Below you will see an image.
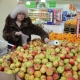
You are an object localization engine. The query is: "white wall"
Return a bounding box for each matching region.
[56,3,70,12]
[0,0,17,47]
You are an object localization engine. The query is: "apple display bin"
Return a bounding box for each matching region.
[0,71,16,80]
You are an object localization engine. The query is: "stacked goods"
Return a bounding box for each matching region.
[1,39,80,80]
[64,19,77,34]
[49,32,80,44]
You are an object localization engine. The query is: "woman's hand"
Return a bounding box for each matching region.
[15,31,22,36]
[44,38,49,43]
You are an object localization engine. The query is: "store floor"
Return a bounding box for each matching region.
[31,22,64,40]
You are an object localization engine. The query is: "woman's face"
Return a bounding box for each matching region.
[17,13,25,22]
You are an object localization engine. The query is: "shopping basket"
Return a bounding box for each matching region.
[0,40,16,56]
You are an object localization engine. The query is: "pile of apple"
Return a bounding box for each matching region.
[0,39,80,80]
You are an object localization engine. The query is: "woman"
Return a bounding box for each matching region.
[3,4,49,48]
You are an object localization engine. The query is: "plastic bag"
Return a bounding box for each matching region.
[21,33,29,44]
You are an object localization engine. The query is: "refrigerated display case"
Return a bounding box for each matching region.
[28,8,63,25]
[28,9,49,24]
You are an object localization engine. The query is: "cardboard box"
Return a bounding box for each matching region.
[16,75,21,80]
[0,71,16,80]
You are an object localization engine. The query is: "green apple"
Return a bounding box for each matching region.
[55,48,60,53]
[25,74,29,80]
[57,66,64,74]
[6,69,13,74]
[49,55,56,62]
[46,62,53,68]
[0,58,3,64]
[10,63,16,70]
[72,66,78,71]
[20,67,27,72]
[38,54,45,59]
[64,59,69,64]
[34,77,40,80]
[34,58,41,64]
[26,61,33,68]
[42,58,48,64]
[56,56,60,61]
[14,68,20,73]
[76,57,80,62]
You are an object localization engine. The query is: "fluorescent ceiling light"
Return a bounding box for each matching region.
[26,1,30,5]
[17,0,19,2]
[41,0,46,2]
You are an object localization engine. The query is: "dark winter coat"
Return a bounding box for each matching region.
[3,15,49,48]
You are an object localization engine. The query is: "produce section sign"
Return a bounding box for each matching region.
[24,1,36,8]
[48,0,56,8]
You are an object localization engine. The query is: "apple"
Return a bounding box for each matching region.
[46,67,54,76]
[10,63,16,70]
[34,58,42,64]
[73,74,78,80]
[26,61,33,68]
[40,65,47,74]
[64,59,69,64]
[34,63,41,70]
[0,65,3,71]
[58,60,64,66]
[31,50,37,56]
[53,60,59,67]
[20,67,26,72]
[16,46,22,50]
[38,54,45,59]
[76,57,80,62]
[56,56,60,61]
[20,48,25,52]
[40,75,46,80]
[57,66,64,74]
[72,66,78,71]
[49,55,56,62]
[77,63,80,70]
[71,49,76,54]
[41,47,46,51]
[17,70,25,79]
[69,59,75,65]
[55,48,60,53]
[34,77,40,80]
[0,58,3,63]
[46,62,53,68]
[25,74,29,80]
[63,71,72,78]
[6,69,13,74]
[27,67,35,75]
[65,54,71,59]
[47,76,53,80]
[23,53,28,59]
[15,61,21,68]
[29,75,34,80]
[22,45,28,50]
[42,58,48,64]
[72,56,77,61]
[64,64,72,71]
[34,71,41,78]
[59,53,65,60]
[53,72,59,80]
[14,68,20,73]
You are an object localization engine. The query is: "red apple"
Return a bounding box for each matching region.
[27,67,35,75]
[59,53,65,60]
[46,67,54,76]
[64,64,72,71]
[34,71,41,78]
[17,71,25,79]
[69,59,75,65]
[53,72,59,80]
[47,76,53,80]
[77,63,80,70]
[65,54,71,59]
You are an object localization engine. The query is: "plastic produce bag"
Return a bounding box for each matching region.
[47,40,59,46]
[21,33,29,44]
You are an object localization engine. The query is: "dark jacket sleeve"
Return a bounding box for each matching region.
[27,17,49,40]
[2,15,20,42]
